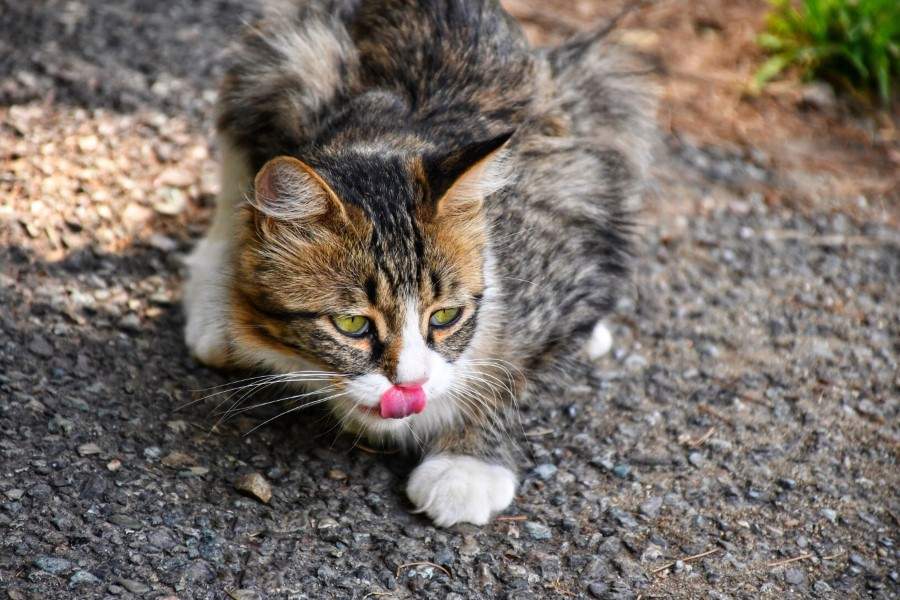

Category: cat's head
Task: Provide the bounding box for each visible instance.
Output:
[228,132,513,441]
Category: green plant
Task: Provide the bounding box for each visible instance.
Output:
[754,0,900,103]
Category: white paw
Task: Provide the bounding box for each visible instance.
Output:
[586,321,613,359]
[406,454,517,527]
[183,239,231,368]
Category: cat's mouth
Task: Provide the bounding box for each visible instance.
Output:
[354,385,427,420]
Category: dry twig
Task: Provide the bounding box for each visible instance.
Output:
[687,427,716,448]
[767,553,812,568]
[396,561,452,579]
[650,548,720,575]
[698,404,733,425]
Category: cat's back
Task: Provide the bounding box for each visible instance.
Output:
[219,0,536,167]
[349,0,534,109]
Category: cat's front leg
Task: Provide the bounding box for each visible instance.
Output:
[183,139,250,368]
[406,429,518,527]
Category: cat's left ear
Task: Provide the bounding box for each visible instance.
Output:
[425,130,515,218]
[251,156,347,224]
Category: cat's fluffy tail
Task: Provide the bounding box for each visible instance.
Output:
[545,28,658,210]
[217,1,359,164]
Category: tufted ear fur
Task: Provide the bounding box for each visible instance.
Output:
[251,156,346,223]
[425,130,515,218]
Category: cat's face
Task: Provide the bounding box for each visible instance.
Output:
[227,135,510,439]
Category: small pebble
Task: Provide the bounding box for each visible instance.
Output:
[327,468,347,480]
[235,472,273,504]
[161,451,196,468]
[784,568,805,585]
[812,580,832,594]
[143,446,162,459]
[108,514,142,529]
[639,496,663,518]
[820,508,838,523]
[532,463,557,480]
[688,452,704,468]
[118,578,151,594]
[624,354,648,370]
[524,521,552,540]
[612,464,631,478]
[118,313,141,332]
[77,442,102,456]
[29,336,54,358]
[69,570,101,585]
[34,556,72,575]
[5,489,24,500]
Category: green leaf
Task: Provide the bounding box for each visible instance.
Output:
[754,54,792,90]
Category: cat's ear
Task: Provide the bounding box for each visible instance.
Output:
[426,130,515,218]
[251,156,345,223]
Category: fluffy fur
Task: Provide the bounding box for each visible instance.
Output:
[184,0,655,526]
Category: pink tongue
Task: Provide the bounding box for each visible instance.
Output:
[380,385,426,419]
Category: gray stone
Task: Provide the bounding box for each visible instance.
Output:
[29,336,54,358]
[784,568,805,586]
[69,570,101,585]
[612,464,631,479]
[118,578,150,594]
[688,452,705,468]
[34,556,72,575]
[588,582,609,598]
[533,463,557,480]
[639,496,663,518]
[524,521,552,540]
[108,514,143,529]
[812,580,832,595]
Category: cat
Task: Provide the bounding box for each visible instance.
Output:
[184,0,654,527]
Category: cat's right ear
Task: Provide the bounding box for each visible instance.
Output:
[251,156,346,224]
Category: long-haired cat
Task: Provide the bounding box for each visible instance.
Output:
[184,0,654,526]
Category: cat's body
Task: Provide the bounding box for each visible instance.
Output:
[185,0,654,526]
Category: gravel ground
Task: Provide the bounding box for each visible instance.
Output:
[1,1,898,599]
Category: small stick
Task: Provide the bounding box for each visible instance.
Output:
[225,590,242,600]
[822,550,845,561]
[362,592,393,599]
[496,515,528,522]
[650,548,719,575]
[698,404,733,425]
[767,553,812,568]
[687,427,716,448]
[737,392,773,409]
[396,561,452,579]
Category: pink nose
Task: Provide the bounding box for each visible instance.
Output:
[379,384,426,419]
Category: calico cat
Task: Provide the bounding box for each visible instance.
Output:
[184,0,654,526]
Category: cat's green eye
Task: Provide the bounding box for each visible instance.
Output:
[332,315,370,337]
[430,307,462,328]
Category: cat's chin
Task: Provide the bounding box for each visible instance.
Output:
[331,395,460,446]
